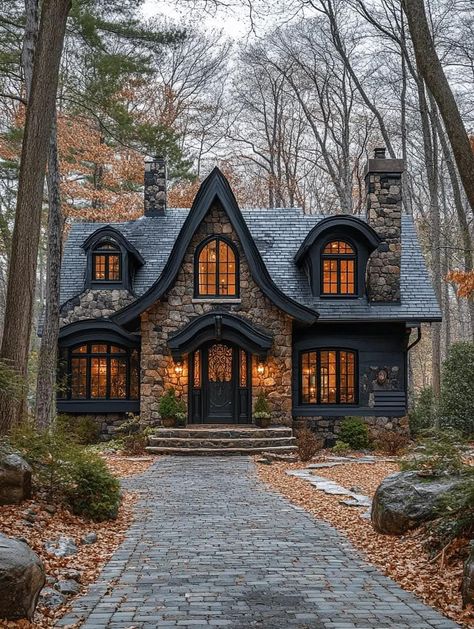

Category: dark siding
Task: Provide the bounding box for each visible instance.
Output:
[292,322,408,417]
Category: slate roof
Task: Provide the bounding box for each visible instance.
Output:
[60,208,441,322]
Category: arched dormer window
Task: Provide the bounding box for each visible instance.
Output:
[195,236,239,298]
[82,226,145,291]
[92,241,121,282]
[321,240,356,296]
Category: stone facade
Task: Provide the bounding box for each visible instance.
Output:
[295,415,409,446]
[59,289,135,326]
[365,150,403,303]
[140,203,293,425]
[144,156,166,216]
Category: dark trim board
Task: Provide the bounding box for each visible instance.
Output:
[168,311,273,360]
[57,400,140,413]
[58,319,140,348]
[293,404,407,418]
[112,167,319,326]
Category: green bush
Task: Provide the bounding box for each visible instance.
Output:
[332,440,351,455]
[66,452,120,521]
[440,342,474,436]
[158,388,186,420]
[409,387,435,436]
[8,420,120,520]
[254,391,271,417]
[401,428,466,476]
[339,417,371,450]
[57,414,101,445]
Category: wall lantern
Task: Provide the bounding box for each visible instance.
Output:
[257,360,265,376]
[174,360,184,376]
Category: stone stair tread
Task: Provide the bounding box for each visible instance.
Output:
[148,437,296,447]
[146,445,298,456]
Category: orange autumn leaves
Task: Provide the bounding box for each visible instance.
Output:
[447,270,474,298]
[0,109,144,223]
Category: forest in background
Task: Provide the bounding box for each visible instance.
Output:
[0,0,472,412]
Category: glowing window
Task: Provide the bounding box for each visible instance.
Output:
[321,240,356,295]
[196,237,238,297]
[92,242,121,282]
[301,349,356,404]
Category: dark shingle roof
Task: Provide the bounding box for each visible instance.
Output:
[60,208,441,322]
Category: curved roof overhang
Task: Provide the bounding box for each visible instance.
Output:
[294,215,381,266]
[82,225,145,266]
[58,318,140,348]
[168,311,273,360]
[112,168,318,327]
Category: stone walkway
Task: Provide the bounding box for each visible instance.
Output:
[57,458,458,628]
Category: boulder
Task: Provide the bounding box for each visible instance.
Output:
[55,579,80,596]
[0,452,32,505]
[38,587,66,608]
[371,471,464,535]
[81,532,97,545]
[462,541,474,607]
[0,533,45,620]
[44,536,77,557]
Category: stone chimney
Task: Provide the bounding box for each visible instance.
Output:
[144,156,167,216]
[364,147,404,303]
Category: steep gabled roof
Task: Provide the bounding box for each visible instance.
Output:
[111,167,319,326]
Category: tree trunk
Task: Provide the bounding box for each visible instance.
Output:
[35,116,63,429]
[402,0,474,214]
[20,0,39,101]
[0,0,71,434]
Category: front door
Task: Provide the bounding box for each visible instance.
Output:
[189,342,250,424]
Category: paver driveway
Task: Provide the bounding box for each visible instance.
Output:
[58,457,458,628]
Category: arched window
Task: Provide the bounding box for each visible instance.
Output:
[195,236,238,297]
[92,241,121,282]
[321,240,356,296]
[67,343,139,400]
[300,349,357,404]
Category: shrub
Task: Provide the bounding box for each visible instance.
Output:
[401,428,466,476]
[66,452,120,521]
[159,388,186,421]
[57,414,101,445]
[8,420,120,520]
[296,427,321,462]
[440,341,474,436]
[372,429,410,455]
[122,433,147,455]
[332,440,351,455]
[254,391,271,417]
[409,387,435,436]
[339,417,371,450]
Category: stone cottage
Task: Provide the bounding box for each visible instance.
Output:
[56,150,441,445]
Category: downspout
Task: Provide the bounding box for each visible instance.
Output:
[407,326,422,351]
[406,326,422,412]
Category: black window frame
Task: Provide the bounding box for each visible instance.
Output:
[299,348,358,405]
[92,241,123,284]
[320,238,358,298]
[194,235,240,298]
[62,342,140,401]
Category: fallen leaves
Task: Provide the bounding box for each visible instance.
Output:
[257,458,474,628]
[0,453,156,628]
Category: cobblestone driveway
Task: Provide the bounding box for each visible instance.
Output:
[58,457,458,628]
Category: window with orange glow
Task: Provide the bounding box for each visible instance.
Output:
[196,237,238,297]
[68,343,139,400]
[300,349,356,404]
[92,242,121,282]
[321,240,356,295]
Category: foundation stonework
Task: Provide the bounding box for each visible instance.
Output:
[140,203,293,425]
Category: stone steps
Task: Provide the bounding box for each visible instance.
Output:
[146,445,297,457]
[146,425,297,456]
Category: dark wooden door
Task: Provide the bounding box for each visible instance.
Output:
[204,342,235,423]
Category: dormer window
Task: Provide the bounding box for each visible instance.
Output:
[195,236,239,298]
[92,242,121,282]
[321,240,356,296]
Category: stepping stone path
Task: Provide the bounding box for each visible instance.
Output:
[57,457,458,628]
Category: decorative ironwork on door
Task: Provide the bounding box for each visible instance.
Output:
[208,343,232,382]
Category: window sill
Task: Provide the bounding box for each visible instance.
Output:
[192,298,241,304]
[57,400,139,413]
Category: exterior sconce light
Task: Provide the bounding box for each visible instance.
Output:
[257,360,265,376]
[174,360,184,376]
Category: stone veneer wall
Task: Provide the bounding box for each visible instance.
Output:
[59,289,135,326]
[140,203,293,425]
[294,416,409,447]
[366,172,402,302]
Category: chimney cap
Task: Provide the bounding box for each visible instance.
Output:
[364,147,404,178]
[373,147,386,159]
